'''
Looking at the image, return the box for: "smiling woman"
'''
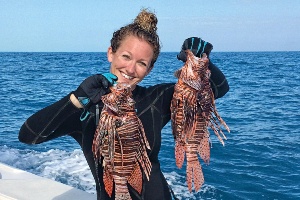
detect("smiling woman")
[108,36,153,89]
[18,8,229,200]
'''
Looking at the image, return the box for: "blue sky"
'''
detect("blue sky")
[1,0,299,52]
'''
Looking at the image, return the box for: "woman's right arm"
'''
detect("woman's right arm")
[19,73,117,145]
[19,93,82,144]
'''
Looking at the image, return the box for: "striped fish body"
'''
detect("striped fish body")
[93,83,151,199]
[171,50,230,192]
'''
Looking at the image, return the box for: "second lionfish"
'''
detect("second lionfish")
[92,83,151,200]
[171,50,230,192]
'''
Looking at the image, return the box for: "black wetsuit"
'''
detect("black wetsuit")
[19,61,229,200]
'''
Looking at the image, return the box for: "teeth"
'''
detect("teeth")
[121,72,134,80]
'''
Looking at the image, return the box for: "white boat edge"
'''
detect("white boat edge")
[0,162,96,200]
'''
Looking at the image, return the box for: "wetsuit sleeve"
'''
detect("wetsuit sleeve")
[160,84,175,126]
[209,61,229,99]
[18,93,82,144]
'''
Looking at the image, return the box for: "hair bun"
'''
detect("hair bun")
[134,8,158,34]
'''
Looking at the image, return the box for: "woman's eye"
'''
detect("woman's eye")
[122,55,130,60]
[138,62,147,67]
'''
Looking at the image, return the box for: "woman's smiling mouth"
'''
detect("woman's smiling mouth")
[121,72,134,80]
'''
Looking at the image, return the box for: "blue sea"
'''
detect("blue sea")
[0,52,299,200]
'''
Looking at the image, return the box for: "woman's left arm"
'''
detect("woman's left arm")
[208,61,229,99]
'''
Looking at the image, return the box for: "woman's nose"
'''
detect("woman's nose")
[126,61,136,74]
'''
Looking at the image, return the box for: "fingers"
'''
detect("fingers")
[94,73,117,89]
[178,37,213,62]
[188,37,213,57]
[102,73,118,85]
[204,42,213,57]
[177,49,187,62]
[90,75,107,89]
[178,37,202,62]
[188,37,202,57]
[190,37,201,51]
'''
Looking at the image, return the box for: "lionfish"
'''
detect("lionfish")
[171,50,230,192]
[92,83,151,200]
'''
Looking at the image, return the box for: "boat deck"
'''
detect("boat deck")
[0,162,96,200]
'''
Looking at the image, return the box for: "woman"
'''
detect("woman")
[19,9,229,200]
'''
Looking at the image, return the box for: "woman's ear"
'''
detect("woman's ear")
[107,47,113,62]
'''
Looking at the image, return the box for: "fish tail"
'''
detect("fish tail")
[114,176,132,200]
[128,163,143,194]
[103,168,114,197]
[186,153,204,192]
[175,140,185,169]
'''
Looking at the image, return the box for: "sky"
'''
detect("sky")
[0,0,299,52]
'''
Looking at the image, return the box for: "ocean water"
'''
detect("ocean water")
[0,52,299,200]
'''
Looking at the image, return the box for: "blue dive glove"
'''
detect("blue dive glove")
[73,73,117,120]
[102,73,118,86]
[177,37,213,62]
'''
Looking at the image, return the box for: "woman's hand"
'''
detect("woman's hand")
[177,37,213,62]
[72,73,118,109]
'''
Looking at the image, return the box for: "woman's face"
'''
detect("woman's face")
[107,35,154,89]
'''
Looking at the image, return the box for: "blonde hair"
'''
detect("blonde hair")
[110,9,160,69]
